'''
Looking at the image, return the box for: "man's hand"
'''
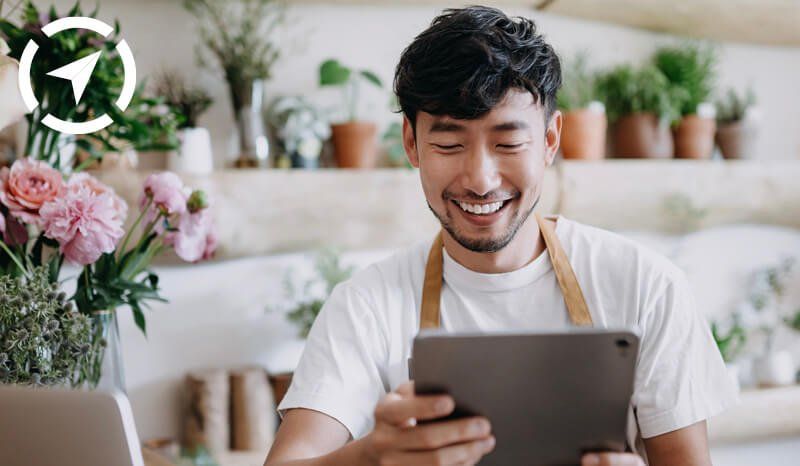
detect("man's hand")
[581,452,645,465]
[362,382,496,466]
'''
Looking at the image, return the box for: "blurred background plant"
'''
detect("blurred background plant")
[716,86,757,125]
[266,95,330,166]
[274,249,353,338]
[653,43,717,117]
[595,64,684,125]
[319,58,383,123]
[183,0,283,116]
[557,52,602,111]
[152,70,213,130]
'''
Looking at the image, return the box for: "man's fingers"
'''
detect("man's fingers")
[375,393,454,425]
[395,417,491,450]
[582,452,646,466]
[380,436,496,466]
[396,381,415,397]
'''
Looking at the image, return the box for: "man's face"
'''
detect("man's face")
[403,89,561,253]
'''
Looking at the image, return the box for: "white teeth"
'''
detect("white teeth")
[457,200,504,215]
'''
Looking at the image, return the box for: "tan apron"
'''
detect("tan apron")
[419,213,594,329]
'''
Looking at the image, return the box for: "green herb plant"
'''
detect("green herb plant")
[716,87,756,125]
[653,43,717,117]
[557,52,601,111]
[595,64,684,126]
[153,70,213,129]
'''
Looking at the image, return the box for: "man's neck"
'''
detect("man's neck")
[441,215,546,274]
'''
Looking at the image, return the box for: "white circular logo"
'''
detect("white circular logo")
[17,16,136,135]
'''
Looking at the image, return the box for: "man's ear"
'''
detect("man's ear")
[544,109,562,167]
[402,116,420,168]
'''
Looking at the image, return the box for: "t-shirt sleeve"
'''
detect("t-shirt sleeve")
[632,269,740,438]
[277,281,387,439]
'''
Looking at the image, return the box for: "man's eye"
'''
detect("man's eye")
[433,144,461,150]
[498,143,525,149]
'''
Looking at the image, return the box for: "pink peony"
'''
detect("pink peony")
[39,185,125,265]
[68,172,128,222]
[165,208,216,263]
[140,172,187,217]
[0,158,65,227]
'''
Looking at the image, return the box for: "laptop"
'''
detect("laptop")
[0,385,145,466]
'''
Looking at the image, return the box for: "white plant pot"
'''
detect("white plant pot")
[754,350,796,388]
[168,127,214,174]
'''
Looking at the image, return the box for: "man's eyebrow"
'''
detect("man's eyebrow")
[428,120,467,133]
[491,120,530,131]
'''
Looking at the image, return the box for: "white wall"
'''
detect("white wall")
[41,0,800,167]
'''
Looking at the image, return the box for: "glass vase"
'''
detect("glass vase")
[90,310,127,393]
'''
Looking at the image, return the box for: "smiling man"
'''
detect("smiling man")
[265,6,736,466]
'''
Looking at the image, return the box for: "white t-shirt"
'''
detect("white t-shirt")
[278,216,738,453]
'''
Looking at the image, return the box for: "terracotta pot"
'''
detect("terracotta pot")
[268,372,293,407]
[673,114,716,159]
[612,113,673,159]
[331,121,378,168]
[561,108,607,160]
[716,121,759,160]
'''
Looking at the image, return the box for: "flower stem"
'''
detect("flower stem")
[0,239,29,276]
[117,198,153,260]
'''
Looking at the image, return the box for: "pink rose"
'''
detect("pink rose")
[68,172,128,222]
[165,208,216,263]
[140,172,187,218]
[0,158,65,227]
[40,185,125,265]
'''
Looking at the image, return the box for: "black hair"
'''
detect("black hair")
[394,5,562,131]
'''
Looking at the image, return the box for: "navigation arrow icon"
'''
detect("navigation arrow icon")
[46,50,102,105]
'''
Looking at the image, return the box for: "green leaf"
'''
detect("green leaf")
[360,70,383,88]
[319,59,351,86]
[131,303,147,337]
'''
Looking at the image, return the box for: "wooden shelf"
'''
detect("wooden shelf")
[709,385,800,444]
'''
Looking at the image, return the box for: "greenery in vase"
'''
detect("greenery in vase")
[711,320,746,363]
[153,70,214,130]
[184,0,283,115]
[0,1,181,167]
[595,64,684,125]
[0,266,102,386]
[266,95,330,159]
[716,87,756,125]
[279,249,354,338]
[653,43,717,117]
[557,52,602,111]
[319,58,383,122]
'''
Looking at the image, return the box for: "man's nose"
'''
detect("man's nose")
[461,149,501,197]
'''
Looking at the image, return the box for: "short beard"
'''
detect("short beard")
[428,195,540,253]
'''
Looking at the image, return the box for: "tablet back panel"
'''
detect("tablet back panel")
[412,330,639,466]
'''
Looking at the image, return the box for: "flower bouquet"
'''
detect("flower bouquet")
[0,158,217,388]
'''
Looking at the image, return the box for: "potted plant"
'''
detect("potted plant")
[267,96,330,169]
[596,64,682,159]
[556,53,606,160]
[319,58,383,168]
[184,0,284,168]
[653,44,718,159]
[715,87,759,159]
[153,70,215,174]
[736,258,800,388]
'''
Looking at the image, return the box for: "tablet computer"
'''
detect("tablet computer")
[411,328,639,466]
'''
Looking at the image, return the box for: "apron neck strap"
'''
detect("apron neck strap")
[420,214,593,329]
